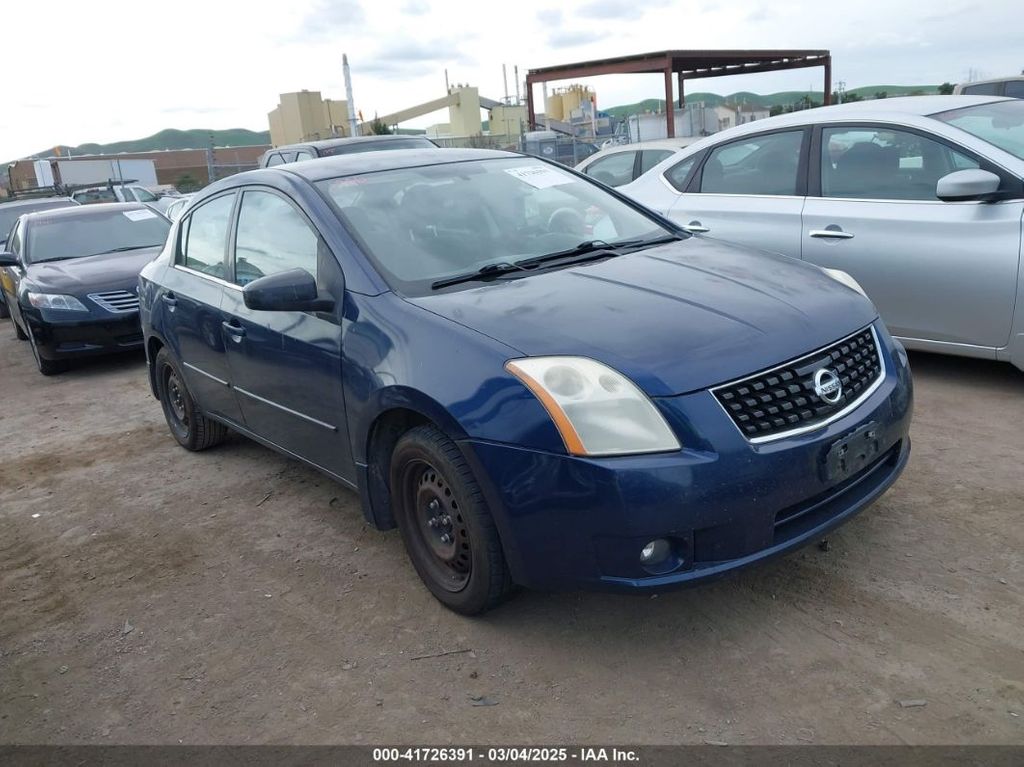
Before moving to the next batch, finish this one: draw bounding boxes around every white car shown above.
[162,194,194,222]
[619,96,1024,371]
[574,138,700,187]
[71,184,175,214]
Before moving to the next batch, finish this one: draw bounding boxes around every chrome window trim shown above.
[233,385,336,431]
[172,264,242,291]
[710,325,886,445]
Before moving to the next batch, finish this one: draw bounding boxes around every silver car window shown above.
[822,127,978,201]
[583,151,637,186]
[700,131,803,196]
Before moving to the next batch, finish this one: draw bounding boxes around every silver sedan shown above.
[620,96,1024,371]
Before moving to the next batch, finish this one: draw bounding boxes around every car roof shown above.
[730,95,1011,130]
[254,147,521,182]
[0,196,73,209]
[270,135,435,153]
[20,201,150,223]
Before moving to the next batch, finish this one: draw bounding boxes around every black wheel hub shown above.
[165,369,189,428]
[407,462,471,591]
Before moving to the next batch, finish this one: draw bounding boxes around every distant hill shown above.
[602,85,942,117]
[32,128,271,158]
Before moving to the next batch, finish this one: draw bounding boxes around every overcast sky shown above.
[2,0,1020,159]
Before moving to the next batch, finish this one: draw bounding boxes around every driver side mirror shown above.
[936,169,1002,202]
[0,251,19,268]
[242,268,335,312]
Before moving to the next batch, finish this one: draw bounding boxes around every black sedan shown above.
[0,196,79,318]
[0,203,170,374]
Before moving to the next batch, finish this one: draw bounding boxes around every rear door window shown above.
[582,151,637,186]
[1004,81,1024,99]
[179,194,235,279]
[265,153,285,167]
[700,131,805,195]
[639,149,674,175]
[294,150,314,161]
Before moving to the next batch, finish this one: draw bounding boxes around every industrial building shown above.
[267,85,529,148]
[6,145,269,192]
[267,90,352,145]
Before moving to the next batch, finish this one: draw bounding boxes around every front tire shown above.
[390,424,514,615]
[27,325,67,375]
[155,348,227,451]
[10,311,27,340]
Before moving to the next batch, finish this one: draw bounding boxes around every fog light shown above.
[640,538,671,565]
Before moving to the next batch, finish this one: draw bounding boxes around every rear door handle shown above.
[162,293,178,307]
[222,320,245,341]
[809,228,855,240]
[683,221,710,233]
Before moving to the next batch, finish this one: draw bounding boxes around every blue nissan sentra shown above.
[139,148,912,614]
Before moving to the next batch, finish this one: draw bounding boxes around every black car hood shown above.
[25,247,162,295]
[408,237,879,397]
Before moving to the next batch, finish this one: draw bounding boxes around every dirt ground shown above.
[0,328,1022,746]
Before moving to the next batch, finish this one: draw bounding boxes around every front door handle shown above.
[809,227,855,240]
[162,293,178,307]
[222,320,245,341]
[683,220,710,233]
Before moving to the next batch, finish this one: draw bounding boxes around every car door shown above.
[666,128,809,257]
[160,192,245,423]
[2,221,27,328]
[219,187,354,482]
[802,123,1023,349]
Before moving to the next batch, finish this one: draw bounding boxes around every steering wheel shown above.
[547,207,586,235]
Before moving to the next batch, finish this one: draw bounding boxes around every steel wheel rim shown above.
[163,367,189,431]
[403,459,471,592]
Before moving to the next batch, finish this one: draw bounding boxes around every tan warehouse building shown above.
[268,91,352,146]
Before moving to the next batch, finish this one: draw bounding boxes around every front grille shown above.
[88,290,139,314]
[712,326,883,442]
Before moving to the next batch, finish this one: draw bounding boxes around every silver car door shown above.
[802,124,1022,350]
[666,128,808,257]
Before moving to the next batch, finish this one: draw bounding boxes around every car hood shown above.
[25,247,162,295]
[407,238,878,397]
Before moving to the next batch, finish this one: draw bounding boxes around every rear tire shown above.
[390,424,514,615]
[155,348,227,451]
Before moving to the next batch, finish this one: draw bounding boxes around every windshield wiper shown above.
[516,234,684,269]
[431,261,533,290]
[83,245,160,257]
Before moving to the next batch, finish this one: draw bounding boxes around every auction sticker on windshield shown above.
[123,209,158,222]
[504,165,576,189]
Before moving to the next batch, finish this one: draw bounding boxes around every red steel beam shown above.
[664,63,675,138]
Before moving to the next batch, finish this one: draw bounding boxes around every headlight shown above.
[505,356,681,456]
[27,292,88,311]
[823,268,868,299]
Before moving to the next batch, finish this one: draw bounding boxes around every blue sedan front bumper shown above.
[458,326,913,592]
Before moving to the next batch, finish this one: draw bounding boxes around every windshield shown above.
[26,208,170,264]
[932,100,1024,161]
[0,200,76,243]
[317,157,672,294]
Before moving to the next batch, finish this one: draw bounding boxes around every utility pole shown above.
[206,133,215,184]
[343,54,359,137]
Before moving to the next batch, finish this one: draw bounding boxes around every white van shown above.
[954,75,1024,99]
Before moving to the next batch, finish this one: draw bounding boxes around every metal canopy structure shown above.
[526,50,832,138]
